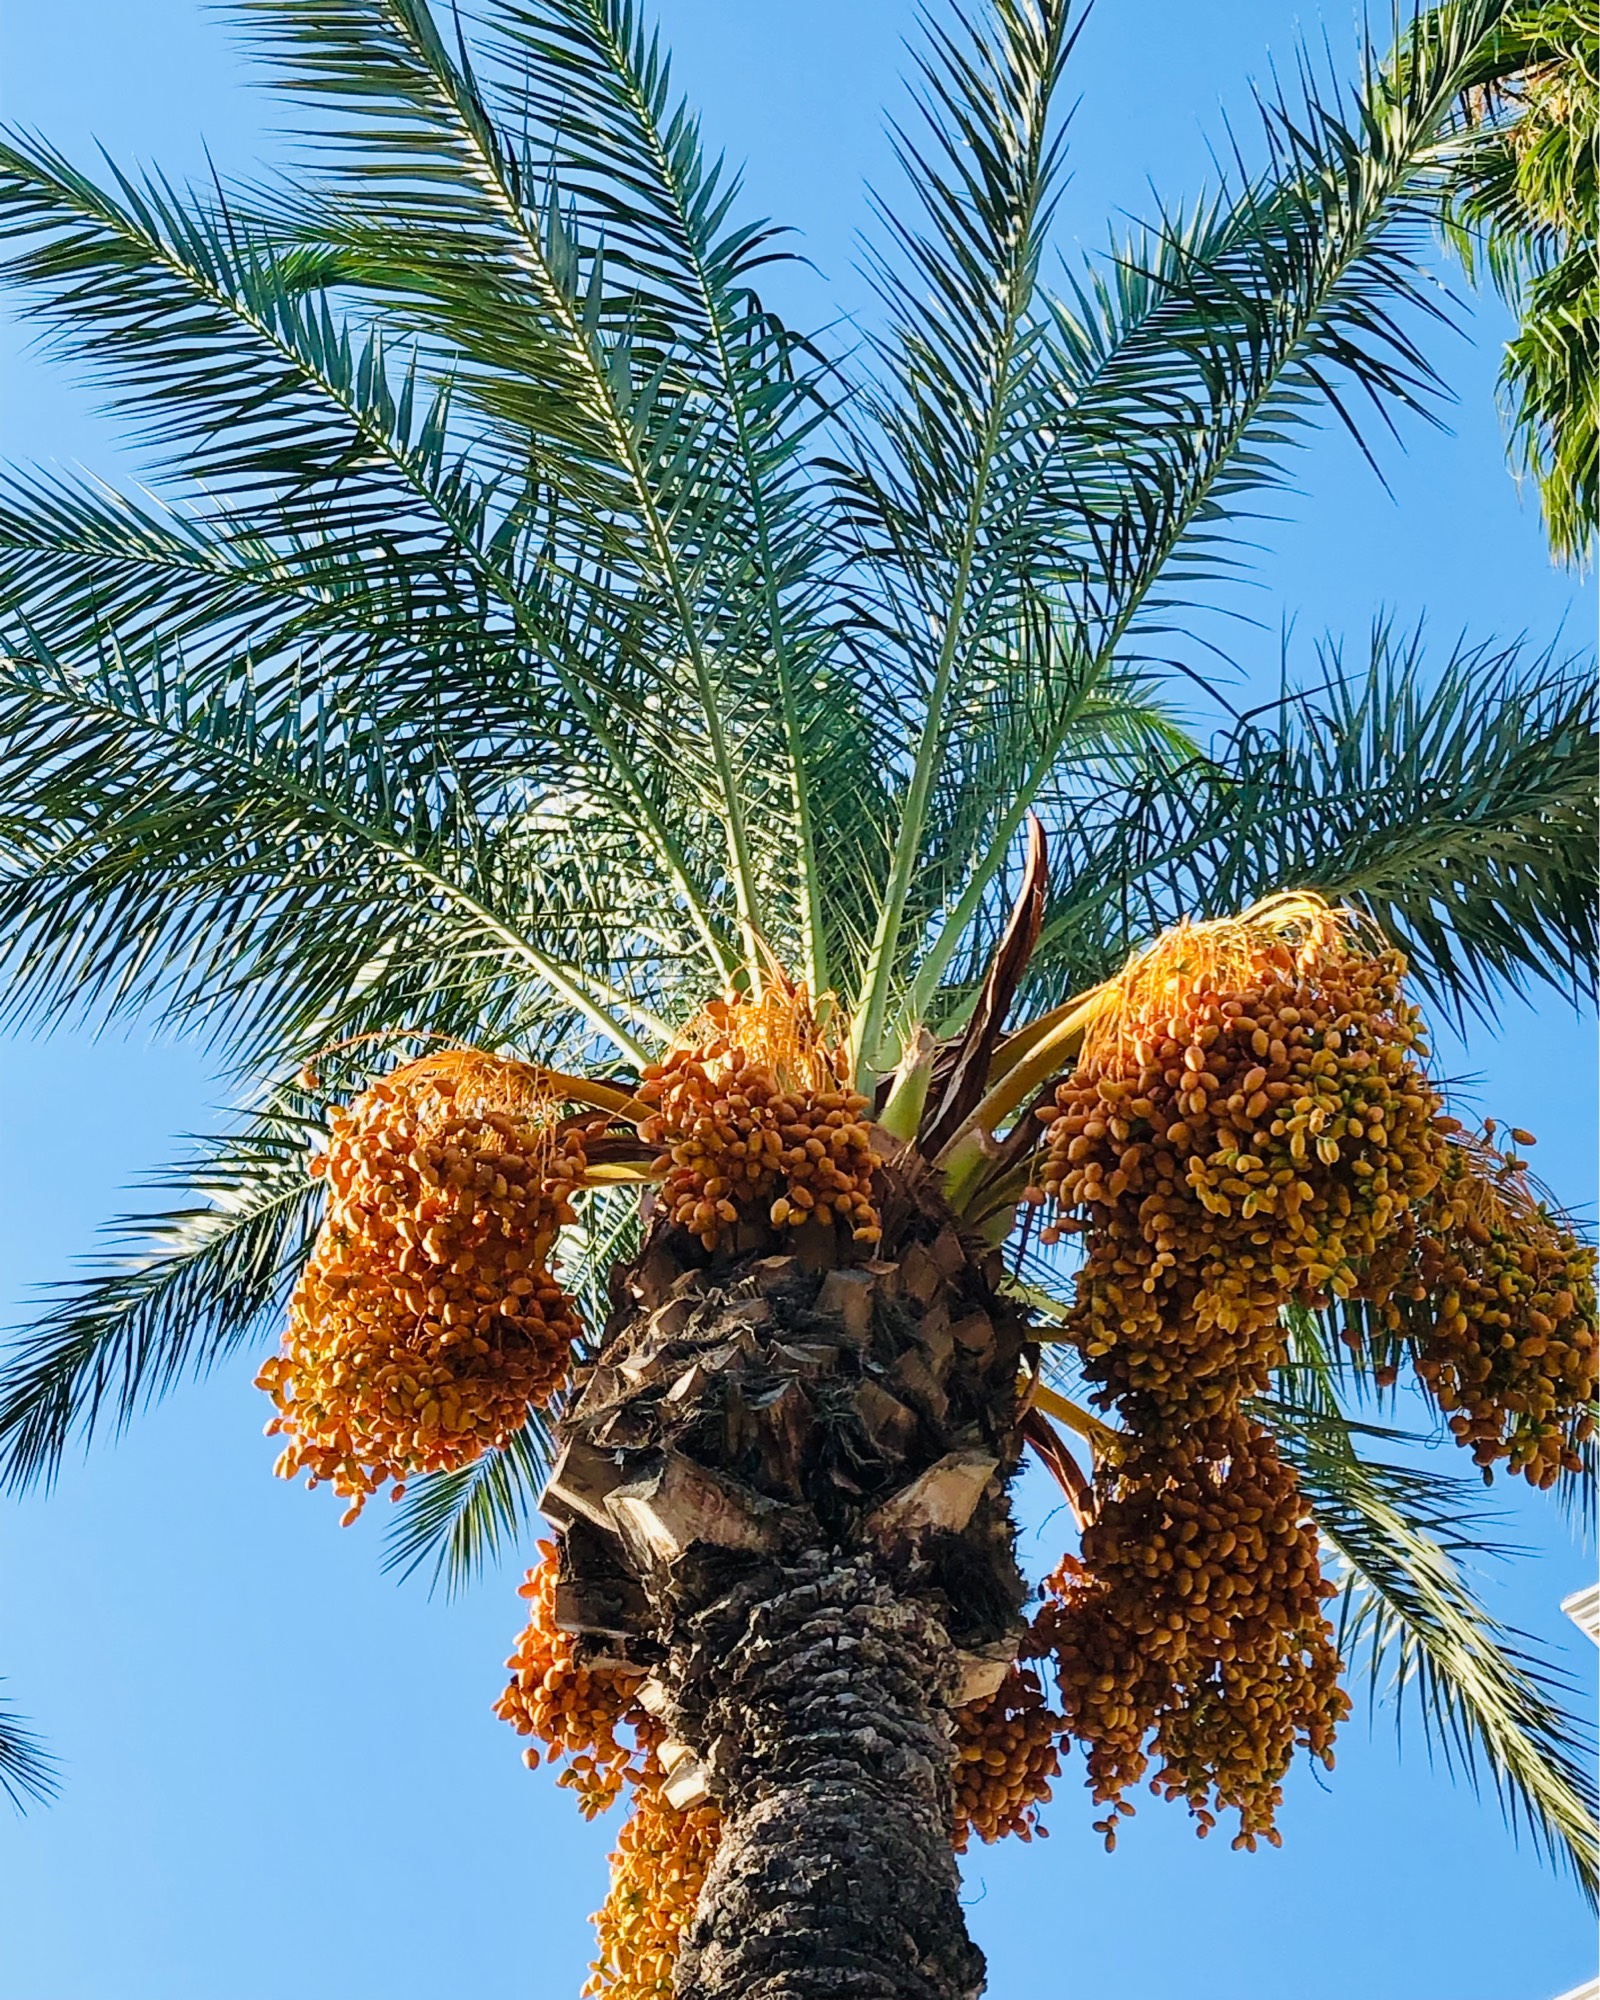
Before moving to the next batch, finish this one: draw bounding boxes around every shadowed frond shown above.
[0,1689,59,1812]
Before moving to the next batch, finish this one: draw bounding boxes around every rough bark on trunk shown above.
[547,1187,1033,1997]
[673,1554,985,2000]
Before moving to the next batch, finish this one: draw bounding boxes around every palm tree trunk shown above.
[547,1190,1030,1998]
[674,1553,984,2000]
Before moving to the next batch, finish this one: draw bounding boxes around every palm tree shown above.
[0,1,1594,1994]
[1442,0,1597,566]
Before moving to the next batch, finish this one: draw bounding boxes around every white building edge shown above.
[1551,1581,1599,2000]
[1561,1580,1600,1646]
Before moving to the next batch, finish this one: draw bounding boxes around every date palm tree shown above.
[0,1,1594,1993]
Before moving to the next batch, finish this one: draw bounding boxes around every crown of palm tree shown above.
[0,0,1593,1900]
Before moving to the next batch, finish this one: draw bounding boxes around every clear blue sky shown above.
[0,5,1595,1998]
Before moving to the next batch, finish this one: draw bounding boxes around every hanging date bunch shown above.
[495,1543,655,1816]
[1022,896,1595,1847]
[950,1659,1063,1851]
[496,1550,722,2000]
[1033,895,1451,1417]
[583,1756,723,2000]
[635,975,883,1250]
[1025,899,1426,1845]
[1367,1121,1598,1487]
[1037,1419,1347,1852]
[258,1052,593,1520]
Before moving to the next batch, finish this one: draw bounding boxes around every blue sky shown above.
[0,4,1595,1997]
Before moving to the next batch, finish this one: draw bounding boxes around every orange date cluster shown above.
[258,1055,590,1519]
[636,986,881,1250]
[495,1543,653,1816]
[1035,946,1447,1421]
[1038,1419,1347,1851]
[1026,913,1431,1846]
[951,1661,1062,1850]
[496,1549,722,2000]
[1365,1125,1598,1487]
[582,1760,723,2000]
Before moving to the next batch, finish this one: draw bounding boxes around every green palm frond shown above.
[0,129,748,978]
[902,644,1203,1034]
[0,638,663,1066]
[0,131,465,529]
[1271,1379,1598,1899]
[474,0,868,990]
[0,1689,59,1812]
[1027,622,1597,1012]
[833,0,1084,1068]
[840,0,1531,1055]
[381,1420,556,1592]
[0,464,405,691]
[1037,5,1489,617]
[0,1112,321,1492]
[1501,249,1600,566]
[1441,0,1597,566]
[231,0,851,979]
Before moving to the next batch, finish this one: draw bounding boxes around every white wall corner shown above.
[1560,1579,1600,1645]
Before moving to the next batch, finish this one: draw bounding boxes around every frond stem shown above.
[851,0,1071,1081]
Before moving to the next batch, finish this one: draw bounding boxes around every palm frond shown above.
[1027,622,1597,1014]
[836,0,1084,1067]
[0,127,745,976]
[381,1419,555,1593]
[0,1112,321,1492]
[1040,0,1519,629]
[0,1690,59,1811]
[901,634,1201,1033]
[844,0,1530,1051]
[1499,241,1600,565]
[232,0,846,973]
[1442,0,1597,566]
[0,636,667,1066]
[1269,1376,1599,1899]
[474,0,862,989]
[0,129,467,525]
